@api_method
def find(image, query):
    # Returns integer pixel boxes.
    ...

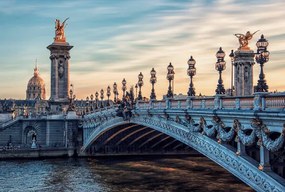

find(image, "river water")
[0,156,253,192]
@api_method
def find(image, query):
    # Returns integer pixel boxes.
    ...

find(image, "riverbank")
[0,148,199,160]
[0,148,76,160]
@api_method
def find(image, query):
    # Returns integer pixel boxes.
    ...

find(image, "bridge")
[0,23,284,190]
[81,93,285,192]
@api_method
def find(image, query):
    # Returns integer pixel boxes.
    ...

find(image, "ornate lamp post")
[187,56,196,96]
[135,84,138,100]
[229,50,235,96]
[113,82,118,103]
[150,68,157,100]
[255,34,269,92]
[122,78,127,99]
[166,62,175,98]
[86,96,89,113]
[215,47,226,94]
[107,86,111,106]
[95,91,99,109]
[100,89,104,108]
[68,84,76,111]
[90,94,94,111]
[129,86,135,103]
[137,72,144,100]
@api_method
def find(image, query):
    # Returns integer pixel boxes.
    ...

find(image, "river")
[0,155,253,192]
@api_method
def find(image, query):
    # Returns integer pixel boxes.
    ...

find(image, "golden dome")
[26,66,46,100]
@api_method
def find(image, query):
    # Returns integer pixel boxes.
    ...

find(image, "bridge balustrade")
[202,97,215,109]
[135,93,285,112]
[221,98,236,109]
[265,94,285,110]
[238,96,254,110]
[192,99,202,109]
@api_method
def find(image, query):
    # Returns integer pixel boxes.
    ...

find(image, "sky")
[0,0,284,100]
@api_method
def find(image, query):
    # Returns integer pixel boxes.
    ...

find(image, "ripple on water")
[0,156,254,192]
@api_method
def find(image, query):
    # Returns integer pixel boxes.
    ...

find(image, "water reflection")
[0,156,253,192]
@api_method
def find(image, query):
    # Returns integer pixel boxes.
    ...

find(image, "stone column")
[47,42,73,101]
[234,50,255,96]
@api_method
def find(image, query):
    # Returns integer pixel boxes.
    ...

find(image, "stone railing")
[136,92,285,111]
[264,94,285,110]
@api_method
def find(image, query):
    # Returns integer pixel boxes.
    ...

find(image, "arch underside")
[85,123,193,155]
[82,116,285,192]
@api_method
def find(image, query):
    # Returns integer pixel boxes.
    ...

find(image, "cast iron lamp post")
[135,84,138,100]
[107,86,111,106]
[68,84,76,111]
[100,89,104,108]
[255,34,269,92]
[90,94,94,111]
[187,56,196,96]
[86,96,89,113]
[113,82,118,103]
[166,62,175,98]
[215,47,226,94]
[229,50,235,96]
[95,91,99,109]
[137,72,144,100]
[150,68,157,100]
[122,78,127,99]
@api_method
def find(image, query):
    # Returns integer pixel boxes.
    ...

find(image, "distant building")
[26,66,46,100]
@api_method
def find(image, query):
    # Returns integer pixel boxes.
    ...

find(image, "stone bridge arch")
[82,114,285,192]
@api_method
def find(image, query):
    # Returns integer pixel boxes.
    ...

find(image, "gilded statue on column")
[234,30,259,50]
[54,18,69,43]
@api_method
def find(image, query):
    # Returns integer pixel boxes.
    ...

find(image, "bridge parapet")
[137,92,285,111]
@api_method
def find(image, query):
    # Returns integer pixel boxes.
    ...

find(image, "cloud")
[0,0,285,99]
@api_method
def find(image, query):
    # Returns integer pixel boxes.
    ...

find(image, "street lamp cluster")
[113,82,118,103]
[122,78,127,98]
[137,72,144,100]
[254,34,270,92]
[215,47,226,95]
[82,34,269,110]
[150,68,157,100]
[187,56,196,96]
[166,63,175,98]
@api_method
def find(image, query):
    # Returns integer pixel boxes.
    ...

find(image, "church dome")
[26,66,46,100]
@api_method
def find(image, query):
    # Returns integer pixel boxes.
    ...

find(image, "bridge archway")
[82,115,285,191]
[83,122,192,155]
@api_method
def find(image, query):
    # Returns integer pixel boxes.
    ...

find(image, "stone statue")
[54,18,69,43]
[234,30,259,50]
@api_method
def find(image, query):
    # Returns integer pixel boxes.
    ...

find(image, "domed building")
[26,66,46,100]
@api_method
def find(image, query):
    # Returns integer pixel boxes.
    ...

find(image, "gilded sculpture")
[234,30,259,50]
[54,18,69,43]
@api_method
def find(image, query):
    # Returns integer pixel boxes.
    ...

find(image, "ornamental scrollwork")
[235,119,256,146]
[201,116,217,137]
[175,115,181,124]
[251,118,285,152]
[219,120,236,142]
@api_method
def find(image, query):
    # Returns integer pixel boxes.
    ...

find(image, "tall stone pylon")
[233,31,257,96]
[47,18,73,101]
[234,50,255,96]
